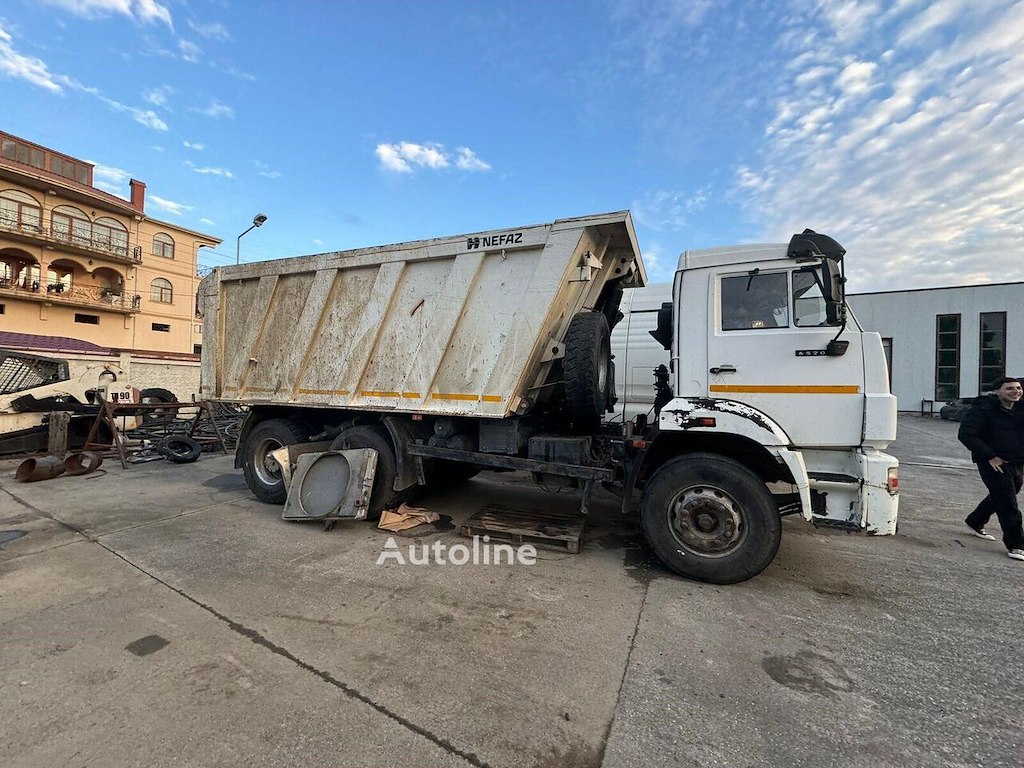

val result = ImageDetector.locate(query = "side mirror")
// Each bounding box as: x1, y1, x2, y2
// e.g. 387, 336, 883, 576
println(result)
649, 302, 673, 351
821, 258, 847, 325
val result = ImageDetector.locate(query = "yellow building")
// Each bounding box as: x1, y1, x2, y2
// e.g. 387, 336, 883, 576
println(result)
0, 130, 220, 357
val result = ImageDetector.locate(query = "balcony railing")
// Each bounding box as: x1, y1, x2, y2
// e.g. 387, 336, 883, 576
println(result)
0, 217, 142, 263
0, 277, 141, 313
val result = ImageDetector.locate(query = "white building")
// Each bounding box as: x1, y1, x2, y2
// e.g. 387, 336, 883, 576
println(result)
849, 283, 1024, 412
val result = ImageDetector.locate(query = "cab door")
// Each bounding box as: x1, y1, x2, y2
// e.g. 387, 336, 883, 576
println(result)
705, 267, 863, 447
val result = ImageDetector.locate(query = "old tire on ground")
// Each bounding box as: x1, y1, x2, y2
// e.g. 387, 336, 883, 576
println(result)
330, 425, 405, 520
156, 434, 202, 464
640, 453, 781, 584
243, 418, 308, 504
139, 387, 179, 424
563, 311, 611, 430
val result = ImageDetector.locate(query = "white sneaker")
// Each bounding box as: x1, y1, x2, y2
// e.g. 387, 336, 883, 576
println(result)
1008, 549, 1024, 561
968, 526, 996, 541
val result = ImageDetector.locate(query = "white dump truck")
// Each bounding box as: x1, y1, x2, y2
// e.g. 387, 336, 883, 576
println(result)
199, 211, 898, 583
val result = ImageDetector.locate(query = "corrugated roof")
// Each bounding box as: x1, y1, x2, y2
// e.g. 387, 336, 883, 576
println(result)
0, 331, 112, 355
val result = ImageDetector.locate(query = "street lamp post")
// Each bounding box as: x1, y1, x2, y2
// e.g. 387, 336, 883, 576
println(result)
236, 213, 268, 265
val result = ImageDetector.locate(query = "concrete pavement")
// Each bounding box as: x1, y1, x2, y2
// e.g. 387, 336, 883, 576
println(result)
1, 415, 1021, 767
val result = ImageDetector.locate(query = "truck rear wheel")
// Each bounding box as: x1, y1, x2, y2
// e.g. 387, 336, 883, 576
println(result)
331, 425, 405, 520
563, 311, 611, 429
640, 453, 781, 584
243, 418, 308, 504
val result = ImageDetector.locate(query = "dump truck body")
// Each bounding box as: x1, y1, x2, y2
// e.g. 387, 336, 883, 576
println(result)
200, 211, 644, 418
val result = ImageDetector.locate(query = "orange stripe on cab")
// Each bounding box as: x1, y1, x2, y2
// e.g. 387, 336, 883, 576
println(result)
709, 384, 861, 394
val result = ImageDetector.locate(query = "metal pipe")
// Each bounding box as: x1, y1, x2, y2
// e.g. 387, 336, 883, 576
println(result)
15, 456, 67, 482
64, 451, 104, 476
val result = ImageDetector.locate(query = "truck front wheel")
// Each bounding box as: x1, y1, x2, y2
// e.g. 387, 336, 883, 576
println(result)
640, 454, 781, 584
243, 418, 308, 504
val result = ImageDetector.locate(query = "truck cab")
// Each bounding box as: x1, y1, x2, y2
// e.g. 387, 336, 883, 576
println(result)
613, 230, 899, 581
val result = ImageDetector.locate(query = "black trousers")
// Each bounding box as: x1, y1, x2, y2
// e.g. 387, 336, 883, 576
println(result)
965, 461, 1024, 551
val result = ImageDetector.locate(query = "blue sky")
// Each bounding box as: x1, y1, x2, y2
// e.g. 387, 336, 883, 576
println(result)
1, 0, 1022, 292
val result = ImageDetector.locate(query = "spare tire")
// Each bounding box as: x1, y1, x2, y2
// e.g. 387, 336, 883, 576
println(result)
156, 434, 203, 464
563, 311, 611, 430
140, 387, 179, 424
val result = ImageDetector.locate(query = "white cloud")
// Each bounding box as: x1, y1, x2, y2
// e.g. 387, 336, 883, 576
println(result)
732, 0, 1024, 290
149, 195, 192, 215
835, 60, 877, 97
253, 160, 282, 179
185, 160, 234, 178
183, 141, 204, 151
41, 0, 172, 27
215, 63, 256, 82
178, 39, 201, 63
200, 217, 215, 226
142, 84, 172, 107
190, 99, 234, 119
640, 241, 673, 283
91, 162, 130, 185
633, 188, 712, 230
91, 163, 130, 195
375, 143, 411, 173
375, 141, 490, 173
130, 108, 167, 130
455, 147, 491, 172
188, 19, 230, 41
610, 0, 715, 73
0, 23, 64, 92
136, 0, 171, 27
398, 142, 448, 169
0, 23, 169, 131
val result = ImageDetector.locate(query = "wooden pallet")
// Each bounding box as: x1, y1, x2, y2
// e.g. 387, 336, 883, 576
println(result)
458, 504, 585, 554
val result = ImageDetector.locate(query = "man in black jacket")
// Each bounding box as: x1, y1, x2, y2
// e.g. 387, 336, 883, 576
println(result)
957, 376, 1024, 561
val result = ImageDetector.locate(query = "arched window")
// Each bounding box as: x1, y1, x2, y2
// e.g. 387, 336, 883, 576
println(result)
93, 217, 128, 257
153, 232, 175, 259
0, 189, 42, 232
150, 277, 173, 303
52, 205, 90, 246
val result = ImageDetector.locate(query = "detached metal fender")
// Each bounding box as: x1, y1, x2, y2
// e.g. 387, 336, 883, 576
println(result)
655, 397, 813, 520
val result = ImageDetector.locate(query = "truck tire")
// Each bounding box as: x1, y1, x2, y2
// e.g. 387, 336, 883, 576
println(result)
640, 453, 781, 584
139, 387, 179, 424
331, 425, 406, 520
156, 434, 202, 464
564, 311, 611, 429
243, 418, 309, 504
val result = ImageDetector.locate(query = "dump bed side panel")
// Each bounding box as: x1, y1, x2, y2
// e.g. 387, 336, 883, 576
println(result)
200, 212, 644, 418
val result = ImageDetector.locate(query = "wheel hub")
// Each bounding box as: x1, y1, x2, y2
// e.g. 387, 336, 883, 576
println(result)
253, 438, 283, 484
668, 485, 745, 557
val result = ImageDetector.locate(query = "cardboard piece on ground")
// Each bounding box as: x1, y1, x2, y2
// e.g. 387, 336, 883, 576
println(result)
378, 503, 439, 532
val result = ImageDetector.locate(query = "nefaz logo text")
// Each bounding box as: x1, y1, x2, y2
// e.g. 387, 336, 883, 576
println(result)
467, 232, 523, 249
